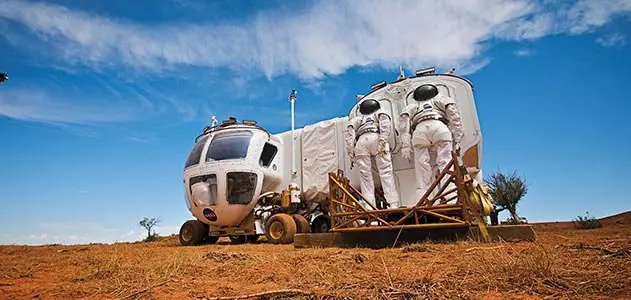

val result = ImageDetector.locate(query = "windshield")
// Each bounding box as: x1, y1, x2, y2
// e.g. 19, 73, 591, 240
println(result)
206, 131, 253, 161
185, 136, 209, 168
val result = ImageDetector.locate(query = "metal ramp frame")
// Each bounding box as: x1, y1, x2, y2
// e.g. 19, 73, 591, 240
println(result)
328, 151, 490, 240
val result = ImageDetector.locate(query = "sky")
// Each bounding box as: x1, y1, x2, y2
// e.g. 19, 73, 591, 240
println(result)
1, 0, 630, 245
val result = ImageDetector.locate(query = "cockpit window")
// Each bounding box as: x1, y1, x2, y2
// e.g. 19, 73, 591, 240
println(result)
189, 174, 218, 206
259, 143, 277, 167
226, 172, 257, 205
185, 136, 208, 168
206, 131, 253, 161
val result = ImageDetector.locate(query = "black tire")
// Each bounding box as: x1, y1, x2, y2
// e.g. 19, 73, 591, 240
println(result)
292, 214, 311, 233
228, 234, 260, 244
204, 235, 220, 244
228, 235, 247, 244
311, 216, 331, 233
265, 213, 297, 244
247, 234, 261, 243
179, 220, 208, 246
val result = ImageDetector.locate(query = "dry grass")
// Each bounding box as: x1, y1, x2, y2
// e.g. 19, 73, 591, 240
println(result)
1, 214, 631, 299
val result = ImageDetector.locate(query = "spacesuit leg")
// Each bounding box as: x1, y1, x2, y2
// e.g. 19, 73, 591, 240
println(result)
355, 154, 375, 209
412, 146, 432, 204
435, 141, 457, 203
374, 145, 400, 208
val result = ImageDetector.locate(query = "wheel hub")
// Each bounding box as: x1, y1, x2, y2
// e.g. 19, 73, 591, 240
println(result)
181, 227, 193, 241
269, 221, 284, 239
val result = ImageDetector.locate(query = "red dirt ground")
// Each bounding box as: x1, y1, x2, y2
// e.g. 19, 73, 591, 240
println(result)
1, 212, 630, 299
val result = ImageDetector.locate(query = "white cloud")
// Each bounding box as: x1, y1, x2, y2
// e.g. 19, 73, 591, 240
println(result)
126, 136, 156, 143
1, 0, 631, 128
2, 0, 630, 80
514, 49, 535, 56
0, 89, 135, 125
596, 32, 627, 47
566, 0, 631, 34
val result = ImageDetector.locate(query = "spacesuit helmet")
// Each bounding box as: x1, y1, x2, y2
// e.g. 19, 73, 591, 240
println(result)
413, 84, 439, 101
359, 99, 380, 115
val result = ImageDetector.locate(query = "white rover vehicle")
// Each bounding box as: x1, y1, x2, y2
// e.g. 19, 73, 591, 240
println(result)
179, 67, 484, 245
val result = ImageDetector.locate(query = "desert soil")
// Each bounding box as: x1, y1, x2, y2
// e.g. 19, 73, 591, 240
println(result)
1, 212, 630, 300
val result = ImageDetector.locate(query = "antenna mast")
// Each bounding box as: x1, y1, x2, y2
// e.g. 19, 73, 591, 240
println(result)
289, 90, 297, 177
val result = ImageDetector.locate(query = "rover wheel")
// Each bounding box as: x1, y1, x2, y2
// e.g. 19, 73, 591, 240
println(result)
292, 214, 311, 233
311, 216, 331, 233
179, 220, 207, 246
265, 213, 297, 244
228, 235, 247, 244
229, 234, 260, 244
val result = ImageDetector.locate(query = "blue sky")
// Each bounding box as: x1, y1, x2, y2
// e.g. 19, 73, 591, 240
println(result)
1, 0, 630, 245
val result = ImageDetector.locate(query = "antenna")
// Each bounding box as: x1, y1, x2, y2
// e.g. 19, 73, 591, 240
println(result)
289, 90, 297, 177
397, 66, 405, 80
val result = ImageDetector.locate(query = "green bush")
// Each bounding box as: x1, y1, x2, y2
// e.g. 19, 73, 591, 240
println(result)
574, 212, 602, 230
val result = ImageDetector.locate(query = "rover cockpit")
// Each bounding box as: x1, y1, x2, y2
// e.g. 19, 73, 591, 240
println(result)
183, 118, 283, 228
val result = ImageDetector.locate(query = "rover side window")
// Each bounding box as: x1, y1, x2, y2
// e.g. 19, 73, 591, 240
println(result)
206, 131, 253, 161
259, 143, 278, 167
185, 136, 209, 168
226, 172, 257, 205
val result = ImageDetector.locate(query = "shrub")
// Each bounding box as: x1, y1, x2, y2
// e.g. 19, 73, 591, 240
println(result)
485, 172, 528, 222
143, 233, 161, 242
574, 212, 602, 230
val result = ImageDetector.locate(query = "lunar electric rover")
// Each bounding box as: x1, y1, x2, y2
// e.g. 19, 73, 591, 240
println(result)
179, 67, 484, 245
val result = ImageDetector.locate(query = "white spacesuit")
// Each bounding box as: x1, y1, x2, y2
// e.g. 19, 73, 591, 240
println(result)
345, 99, 400, 209
399, 84, 464, 205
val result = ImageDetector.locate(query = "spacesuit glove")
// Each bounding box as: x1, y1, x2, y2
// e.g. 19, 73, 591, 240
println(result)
454, 142, 461, 155
401, 146, 412, 161
347, 149, 356, 162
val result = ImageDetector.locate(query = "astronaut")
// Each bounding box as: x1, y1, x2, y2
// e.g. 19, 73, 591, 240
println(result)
399, 84, 464, 204
345, 99, 400, 209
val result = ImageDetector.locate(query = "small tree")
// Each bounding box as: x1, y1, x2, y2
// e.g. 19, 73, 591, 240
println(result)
485, 172, 528, 223
139, 217, 161, 241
